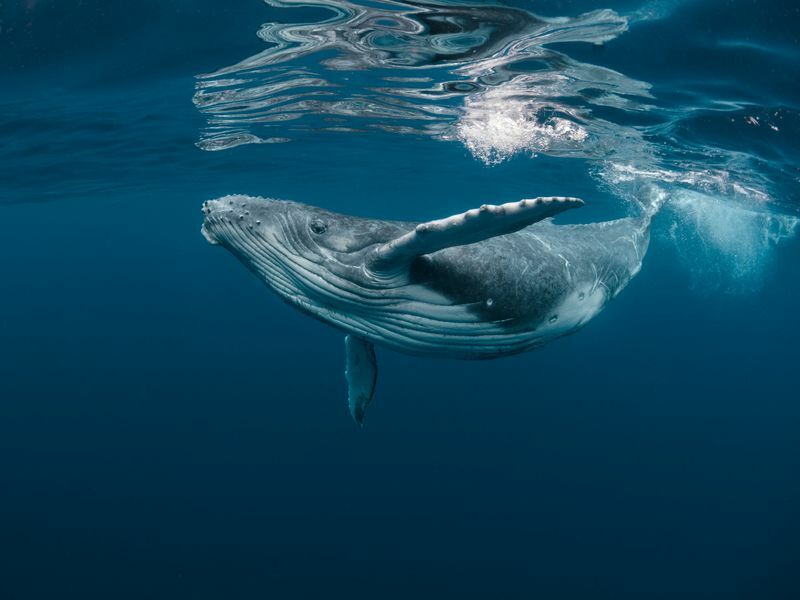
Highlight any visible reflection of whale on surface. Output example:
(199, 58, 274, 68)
(202, 194, 652, 424)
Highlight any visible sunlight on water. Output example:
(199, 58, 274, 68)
(454, 96, 588, 166)
(193, 2, 632, 151)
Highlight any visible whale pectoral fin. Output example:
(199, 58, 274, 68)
(345, 335, 378, 426)
(369, 196, 583, 271)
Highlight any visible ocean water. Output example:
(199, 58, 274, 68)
(1, 0, 799, 598)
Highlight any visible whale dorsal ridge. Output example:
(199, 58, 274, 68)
(369, 196, 583, 272)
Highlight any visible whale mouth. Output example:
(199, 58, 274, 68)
(201, 225, 219, 245)
(201, 195, 283, 254)
(201, 200, 222, 245)
(201, 198, 241, 246)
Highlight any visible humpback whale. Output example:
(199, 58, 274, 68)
(202, 194, 653, 423)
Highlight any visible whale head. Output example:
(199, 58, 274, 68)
(201, 195, 409, 315)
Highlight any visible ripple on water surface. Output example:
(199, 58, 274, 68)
(191, 0, 798, 291)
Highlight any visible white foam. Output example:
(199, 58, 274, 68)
(455, 89, 588, 165)
(668, 190, 798, 291)
(603, 163, 771, 203)
(599, 162, 798, 292)
(628, 0, 688, 23)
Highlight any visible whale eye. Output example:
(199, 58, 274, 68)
(309, 219, 327, 235)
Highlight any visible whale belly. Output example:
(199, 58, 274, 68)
(335, 279, 608, 360)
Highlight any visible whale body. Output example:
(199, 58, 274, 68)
(202, 194, 652, 423)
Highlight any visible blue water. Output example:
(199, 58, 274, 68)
(2, 1, 799, 598)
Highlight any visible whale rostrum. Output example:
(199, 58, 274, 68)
(202, 194, 652, 424)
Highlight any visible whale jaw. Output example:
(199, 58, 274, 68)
(201, 223, 219, 245)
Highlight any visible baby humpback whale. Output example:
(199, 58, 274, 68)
(202, 194, 652, 424)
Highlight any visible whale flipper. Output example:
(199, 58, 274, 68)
(369, 196, 583, 272)
(345, 334, 378, 425)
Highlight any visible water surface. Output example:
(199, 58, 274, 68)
(1, 1, 799, 598)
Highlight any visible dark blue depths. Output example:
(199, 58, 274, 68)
(1, 1, 799, 598)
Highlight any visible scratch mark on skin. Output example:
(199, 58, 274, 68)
(557, 253, 573, 283)
(530, 233, 551, 251)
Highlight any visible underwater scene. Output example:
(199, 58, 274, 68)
(2, 0, 799, 597)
